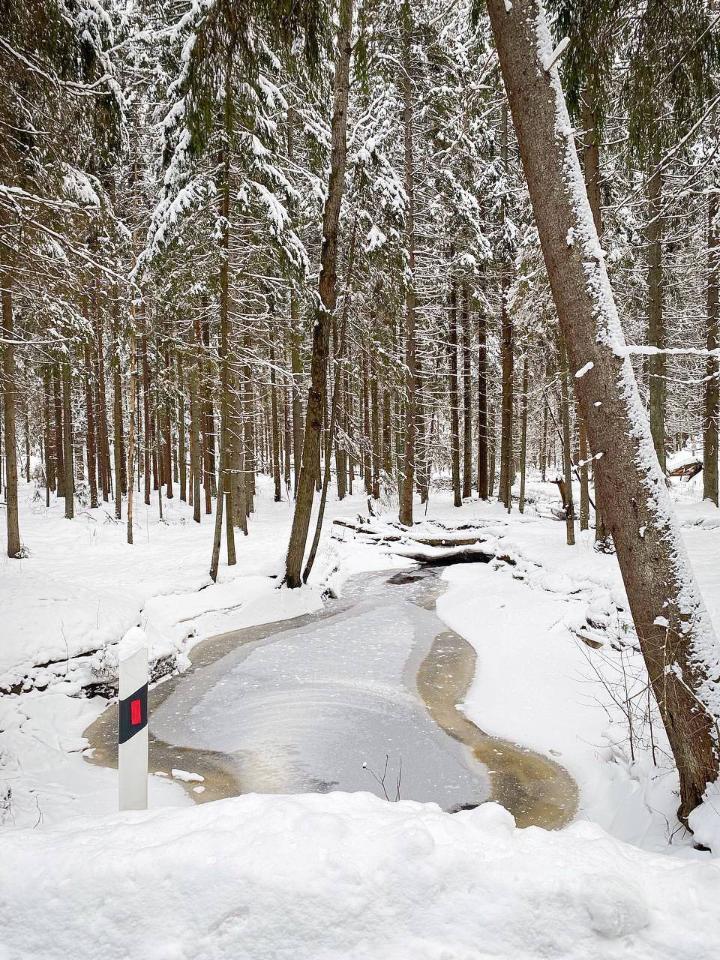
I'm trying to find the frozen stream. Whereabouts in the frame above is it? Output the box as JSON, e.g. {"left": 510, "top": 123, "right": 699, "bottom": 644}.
{"left": 85, "top": 566, "right": 577, "bottom": 826}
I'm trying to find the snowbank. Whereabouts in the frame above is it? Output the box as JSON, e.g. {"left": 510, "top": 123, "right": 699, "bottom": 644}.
{"left": 1, "top": 792, "right": 718, "bottom": 960}
{"left": 689, "top": 781, "right": 720, "bottom": 852}
{"left": 0, "top": 480, "right": 330, "bottom": 691}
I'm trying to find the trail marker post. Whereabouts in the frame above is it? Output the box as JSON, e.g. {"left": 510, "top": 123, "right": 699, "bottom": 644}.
{"left": 118, "top": 629, "right": 149, "bottom": 811}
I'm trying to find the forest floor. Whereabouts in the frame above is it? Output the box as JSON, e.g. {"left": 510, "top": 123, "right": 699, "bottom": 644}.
{"left": 2, "top": 474, "right": 720, "bottom": 958}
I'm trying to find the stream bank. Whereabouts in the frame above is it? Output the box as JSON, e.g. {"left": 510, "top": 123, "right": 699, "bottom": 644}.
{"left": 85, "top": 564, "right": 577, "bottom": 827}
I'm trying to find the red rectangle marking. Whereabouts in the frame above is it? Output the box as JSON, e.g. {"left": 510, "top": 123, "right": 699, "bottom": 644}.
{"left": 130, "top": 698, "right": 142, "bottom": 725}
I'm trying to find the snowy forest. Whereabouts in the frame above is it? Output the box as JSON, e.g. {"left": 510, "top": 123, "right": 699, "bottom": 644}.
{"left": 2, "top": 1, "right": 720, "bottom": 957}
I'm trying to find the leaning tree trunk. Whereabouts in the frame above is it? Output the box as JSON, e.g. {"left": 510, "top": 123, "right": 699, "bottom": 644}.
{"left": 486, "top": 0, "right": 720, "bottom": 821}
{"left": 704, "top": 190, "right": 719, "bottom": 505}
{"left": 1, "top": 270, "right": 21, "bottom": 557}
{"left": 285, "top": 0, "right": 353, "bottom": 588}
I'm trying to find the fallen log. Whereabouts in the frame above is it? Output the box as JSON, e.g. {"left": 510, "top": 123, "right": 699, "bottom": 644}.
{"left": 331, "top": 518, "right": 491, "bottom": 548}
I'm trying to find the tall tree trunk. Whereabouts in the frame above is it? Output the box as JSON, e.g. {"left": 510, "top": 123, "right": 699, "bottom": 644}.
{"left": 559, "top": 337, "right": 575, "bottom": 546}
{"left": 127, "top": 326, "right": 137, "bottom": 545}
{"left": 189, "top": 363, "right": 202, "bottom": 524}
{"left": 416, "top": 350, "right": 429, "bottom": 505}
{"left": 461, "top": 282, "right": 472, "bottom": 499}
{"left": 486, "top": 0, "right": 720, "bottom": 820}
{"left": 44, "top": 368, "right": 55, "bottom": 499}
{"left": 94, "top": 289, "right": 110, "bottom": 503}
{"left": 303, "top": 254, "right": 354, "bottom": 584}
{"left": 578, "top": 406, "right": 590, "bottom": 531}
{"left": 24, "top": 408, "right": 30, "bottom": 483}
{"left": 477, "top": 298, "right": 489, "bottom": 498}
{"left": 84, "top": 342, "right": 98, "bottom": 509}
{"left": 540, "top": 379, "right": 548, "bottom": 482}
{"left": 647, "top": 157, "right": 666, "bottom": 472}
{"left": 283, "top": 375, "right": 292, "bottom": 492}
{"left": 229, "top": 369, "right": 248, "bottom": 533}
{"left": 112, "top": 314, "right": 123, "bottom": 521}
{"left": 371, "top": 343, "right": 381, "bottom": 499}
{"left": 488, "top": 403, "right": 496, "bottom": 498}
{"left": 62, "top": 360, "right": 74, "bottom": 520}
{"left": 498, "top": 103, "right": 514, "bottom": 510}
{"left": 498, "top": 282, "right": 513, "bottom": 509}
{"left": 53, "top": 368, "right": 65, "bottom": 498}
{"left": 398, "top": 4, "right": 417, "bottom": 526}
{"left": 334, "top": 365, "right": 347, "bottom": 500}
{"left": 362, "top": 345, "right": 372, "bottom": 494}
{"left": 270, "top": 342, "right": 282, "bottom": 502}
{"left": 243, "top": 361, "right": 255, "bottom": 515}
{"left": 518, "top": 354, "right": 528, "bottom": 513}
{"left": 177, "top": 351, "right": 187, "bottom": 502}
{"left": 210, "top": 81, "right": 237, "bottom": 581}
{"left": 162, "top": 346, "right": 173, "bottom": 501}
{"left": 1, "top": 273, "right": 21, "bottom": 556}
{"left": 448, "top": 277, "right": 462, "bottom": 507}
{"left": 290, "top": 293, "right": 303, "bottom": 497}
{"left": 285, "top": 0, "right": 353, "bottom": 587}
{"left": 141, "top": 325, "right": 152, "bottom": 506}
{"left": 704, "top": 190, "right": 719, "bottom": 504}
{"left": 382, "top": 385, "right": 392, "bottom": 479}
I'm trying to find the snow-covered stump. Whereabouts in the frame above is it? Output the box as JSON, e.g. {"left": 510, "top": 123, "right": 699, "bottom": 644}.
{"left": 118, "top": 629, "right": 149, "bottom": 812}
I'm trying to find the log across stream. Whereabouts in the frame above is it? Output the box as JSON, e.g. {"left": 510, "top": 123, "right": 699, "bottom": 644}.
{"left": 84, "top": 565, "right": 577, "bottom": 828}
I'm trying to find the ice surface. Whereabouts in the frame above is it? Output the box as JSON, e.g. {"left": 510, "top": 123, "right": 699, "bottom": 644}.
{"left": 151, "top": 570, "right": 490, "bottom": 809}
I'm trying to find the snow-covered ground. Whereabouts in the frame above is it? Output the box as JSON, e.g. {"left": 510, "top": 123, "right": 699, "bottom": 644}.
{"left": 2, "top": 473, "right": 720, "bottom": 957}
{"left": 3, "top": 792, "right": 719, "bottom": 960}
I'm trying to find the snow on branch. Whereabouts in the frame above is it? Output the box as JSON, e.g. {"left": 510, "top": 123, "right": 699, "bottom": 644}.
{"left": 618, "top": 345, "right": 720, "bottom": 359}
{"left": 543, "top": 37, "right": 570, "bottom": 73}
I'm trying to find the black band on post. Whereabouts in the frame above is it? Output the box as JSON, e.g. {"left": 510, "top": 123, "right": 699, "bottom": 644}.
{"left": 118, "top": 682, "right": 149, "bottom": 745}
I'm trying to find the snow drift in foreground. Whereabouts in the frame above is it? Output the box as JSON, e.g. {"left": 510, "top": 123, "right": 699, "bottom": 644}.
{"left": 2, "top": 792, "right": 719, "bottom": 960}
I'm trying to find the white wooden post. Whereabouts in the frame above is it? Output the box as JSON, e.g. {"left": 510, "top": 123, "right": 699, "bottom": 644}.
{"left": 118, "top": 629, "right": 149, "bottom": 811}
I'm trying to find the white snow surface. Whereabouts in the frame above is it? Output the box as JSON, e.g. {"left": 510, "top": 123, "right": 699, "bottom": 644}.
{"left": 2, "top": 792, "right": 720, "bottom": 960}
